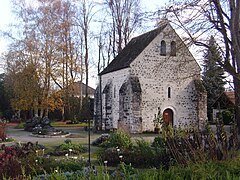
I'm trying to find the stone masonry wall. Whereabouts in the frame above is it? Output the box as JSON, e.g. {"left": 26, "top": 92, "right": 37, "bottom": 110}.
{"left": 130, "top": 23, "right": 204, "bottom": 132}
{"left": 96, "top": 23, "right": 207, "bottom": 133}
{"left": 100, "top": 68, "right": 130, "bottom": 130}
{"left": 119, "top": 76, "right": 142, "bottom": 133}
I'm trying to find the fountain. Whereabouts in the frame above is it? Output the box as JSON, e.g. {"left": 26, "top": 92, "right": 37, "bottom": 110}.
{"left": 24, "top": 117, "right": 69, "bottom": 137}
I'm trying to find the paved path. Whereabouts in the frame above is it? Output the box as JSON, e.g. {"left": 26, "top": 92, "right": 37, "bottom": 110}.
{"left": 5, "top": 125, "right": 159, "bottom": 147}
{"left": 5, "top": 126, "right": 100, "bottom": 146}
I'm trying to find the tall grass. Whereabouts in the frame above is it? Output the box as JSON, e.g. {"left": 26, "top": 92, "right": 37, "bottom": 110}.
{"left": 163, "top": 121, "right": 239, "bottom": 165}
{"left": 3, "top": 159, "right": 240, "bottom": 179}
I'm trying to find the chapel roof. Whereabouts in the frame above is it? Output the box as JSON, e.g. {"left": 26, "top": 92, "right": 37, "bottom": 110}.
{"left": 99, "top": 22, "right": 168, "bottom": 75}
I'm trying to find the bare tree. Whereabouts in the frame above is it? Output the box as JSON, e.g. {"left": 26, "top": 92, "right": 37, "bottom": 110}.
{"left": 105, "top": 0, "right": 142, "bottom": 56}
{"left": 162, "top": 0, "right": 240, "bottom": 133}
{"left": 76, "top": 0, "right": 95, "bottom": 98}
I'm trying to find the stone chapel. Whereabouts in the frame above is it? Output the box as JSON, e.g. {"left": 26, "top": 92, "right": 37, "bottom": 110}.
{"left": 94, "top": 20, "right": 207, "bottom": 133}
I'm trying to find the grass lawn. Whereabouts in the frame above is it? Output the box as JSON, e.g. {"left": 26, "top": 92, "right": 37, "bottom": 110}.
{"left": 11, "top": 121, "right": 90, "bottom": 129}
{"left": 51, "top": 121, "right": 89, "bottom": 127}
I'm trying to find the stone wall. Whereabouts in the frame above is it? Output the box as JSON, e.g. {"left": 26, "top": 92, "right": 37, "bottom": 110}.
{"left": 94, "top": 85, "right": 101, "bottom": 130}
{"left": 99, "top": 68, "right": 131, "bottom": 130}
{"left": 95, "top": 23, "right": 207, "bottom": 133}
{"left": 129, "top": 23, "right": 205, "bottom": 131}
{"left": 119, "top": 76, "right": 142, "bottom": 133}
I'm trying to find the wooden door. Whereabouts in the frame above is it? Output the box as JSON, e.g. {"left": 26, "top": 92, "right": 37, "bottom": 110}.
{"left": 163, "top": 109, "right": 173, "bottom": 126}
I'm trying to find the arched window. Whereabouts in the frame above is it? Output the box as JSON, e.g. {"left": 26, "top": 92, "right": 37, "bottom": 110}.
{"left": 168, "top": 87, "right": 171, "bottom": 98}
{"left": 160, "top": 40, "right": 166, "bottom": 56}
{"left": 170, "top": 41, "right": 176, "bottom": 56}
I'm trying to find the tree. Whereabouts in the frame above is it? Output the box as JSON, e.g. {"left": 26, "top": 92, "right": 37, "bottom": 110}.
{"left": 202, "top": 36, "right": 226, "bottom": 122}
{"left": 4, "top": 61, "right": 41, "bottom": 119}
{"left": 163, "top": 0, "right": 240, "bottom": 133}
{"left": 106, "top": 0, "right": 142, "bottom": 54}
{"left": 95, "top": 0, "right": 142, "bottom": 71}
{"left": 3, "top": 0, "right": 82, "bottom": 120}
{"left": 77, "top": 0, "right": 94, "bottom": 98}
{"left": 0, "top": 74, "right": 12, "bottom": 119}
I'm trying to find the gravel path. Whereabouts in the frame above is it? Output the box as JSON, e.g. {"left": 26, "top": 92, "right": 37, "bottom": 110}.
{"left": 5, "top": 126, "right": 159, "bottom": 146}
{"left": 5, "top": 126, "right": 100, "bottom": 146}
{"left": 5, "top": 125, "right": 238, "bottom": 148}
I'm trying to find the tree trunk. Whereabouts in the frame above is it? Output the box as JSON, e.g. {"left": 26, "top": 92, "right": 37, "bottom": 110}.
{"left": 40, "top": 109, "right": 44, "bottom": 118}
{"left": 62, "top": 106, "right": 65, "bottom": 121}
{"left": 233, "top": 77, "right": 240, "bottom": 134}
{"left": 84, "top": 28, "right": 89, "bottom": 98}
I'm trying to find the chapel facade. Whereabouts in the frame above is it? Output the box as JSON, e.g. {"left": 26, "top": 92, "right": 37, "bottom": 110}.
{"left": 94, "top": 21, "right": 207, "bottom": 133}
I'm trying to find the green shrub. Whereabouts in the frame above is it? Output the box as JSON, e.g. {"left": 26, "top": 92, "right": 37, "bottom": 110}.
{"left": 2, "top": 156, "right": 240, "bottom": 179}
{"left": 52, "top": 141, "right": 87, "bottom": 156}
{"left": 152, "top": 136, "right": 168, "bottom": 154}
{"left": 26, "top": 155, "right": 85, "bottom": 175}
{"left": 14, "top": 122, "right": 25, "bottom": 129}
{"left": 98, "top": 137, "right": 172, "bottom": 168}
{"left": 92, "top": 134, "right": 110, "bottom": 146}
{"left": 222, "top": 109, "right": 234, "bottom": 125}
{"left": 152, "top": 136, "right": 166, "bottom": 148}
{"left": 52, "top": 158, "right": 85, "bottom": 172}
{"left": 103, "top": 130, "right": 132, "bottom": 149}
{"left": 97, "top": 147, "right": 123, "bottom": 166}
{"left": 64, "top": 139, "right": 72, "bottom": 144}
{"left": 128, "top": 139, "right": 155, "bottom": 167}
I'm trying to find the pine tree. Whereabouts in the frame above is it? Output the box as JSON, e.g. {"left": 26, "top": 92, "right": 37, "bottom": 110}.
{"left": 202, "top": 36, "right": 226, "bottom": 121}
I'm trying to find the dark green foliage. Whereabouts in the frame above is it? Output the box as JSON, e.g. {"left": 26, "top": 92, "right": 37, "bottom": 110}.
{"left": 97, "top": 132, "right": 171, "bottom": 168}
{"left": 202, "top": 36, "right": 226, "bottom": 122}
{"left": 65, "top": 139, "right": 72, "bottom": 144}
{"left": 0, "top": 141, "right": 85, "bottom": 179}
{"left": 152, "top": 136, "right": 167, "bottom": 150}
{"left": 126, "top": 139, "right": 155, "bottom": 168}
{"left": 98, "top": 123, "right": 239, "bottom": 168}
{"left": 97, "top": 147, "right": 124, "bottom": 166}
{"left": 40, "top": 158, "right": 85, "bottom": 173}
{"left": 66, "top": 96, "right": 81, "bottom": 122}
{"left": 4, "top": 158, "right": 240, "bottom": 179}
{"left": 102, "top": 130, "right": 133, "bottom": 149}
{"left": 222, "top": 108, "right": 234, "bottom": 125}
{"left": 92, "top": 134, "right": 110, "bottom": 146}
{"left": 79, "top": 97, "right": 94, "bottom": 122}
{"left": 163, "top": 122, "right": 239, "bottom": 166}
{"left": 51, "top": 141, "right": 87, "bottom": 156}
{"left": 0, "top": 73, "right": 13, "bottom": 120}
